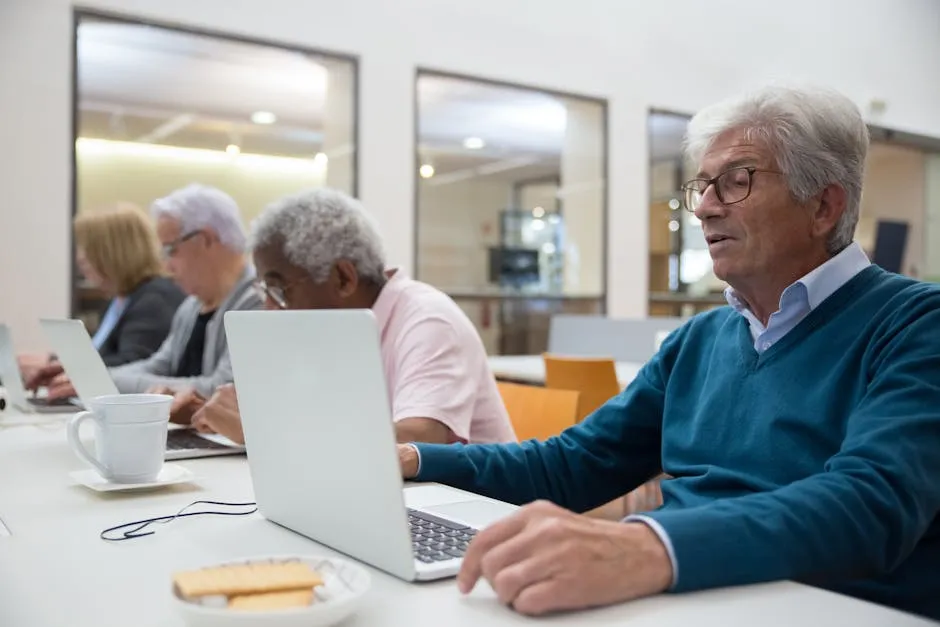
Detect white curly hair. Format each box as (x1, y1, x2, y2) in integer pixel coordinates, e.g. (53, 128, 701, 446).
(151, 183, 247, 253)
(685, 84, 869, 254)
(250, 188, 387, 283)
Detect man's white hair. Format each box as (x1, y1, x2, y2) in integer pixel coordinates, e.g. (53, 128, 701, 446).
(250, 188, 386, 283)
(151, 184, 247, 253)
(685, 84, 869, 254)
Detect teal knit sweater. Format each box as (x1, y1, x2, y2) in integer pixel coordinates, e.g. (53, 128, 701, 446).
(415, 266, 940, 620)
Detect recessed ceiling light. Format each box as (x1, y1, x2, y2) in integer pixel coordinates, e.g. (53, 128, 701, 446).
(419, 164, 435, 179)
(313, 152, 329, 166)
(251, 111, 277, 125)
(532, 206, 545, 218)
(225, 144, 241, 156)
(463, 137, 485, 150)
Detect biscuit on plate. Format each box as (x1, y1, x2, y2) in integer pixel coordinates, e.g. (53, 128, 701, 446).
(228, 588, 315, 611)
(173, 561, 323, 598)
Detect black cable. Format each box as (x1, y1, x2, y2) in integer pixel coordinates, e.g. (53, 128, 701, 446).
(100, 500, 257, 542)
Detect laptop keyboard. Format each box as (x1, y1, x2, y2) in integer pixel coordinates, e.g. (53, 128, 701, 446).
(28, 396, 75, 407)
(408, 508, 478, 563)
(166, 429, 233, 451)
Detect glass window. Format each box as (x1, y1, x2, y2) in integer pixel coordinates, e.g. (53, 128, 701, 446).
(647, 111, 725, 317)
(416, 72, 606, 355)
(73, 13, 357, 328)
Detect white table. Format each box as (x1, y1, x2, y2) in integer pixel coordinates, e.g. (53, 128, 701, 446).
(0, 414, 933, 627)
(488, 355, 642, 389)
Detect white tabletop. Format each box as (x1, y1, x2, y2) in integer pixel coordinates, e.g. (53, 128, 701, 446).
(0, 412, 933, 627)
(488, 354, 642, 388)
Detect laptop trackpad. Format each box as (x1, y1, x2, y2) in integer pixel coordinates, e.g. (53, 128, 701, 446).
(422, 500, 516, 530)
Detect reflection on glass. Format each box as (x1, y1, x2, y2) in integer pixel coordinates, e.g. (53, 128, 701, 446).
(416, 73, 607, 354)
(74, 14, 357, 327)
(647, 111, 726, 317)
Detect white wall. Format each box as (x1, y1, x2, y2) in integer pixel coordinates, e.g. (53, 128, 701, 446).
(3, 0, 940, 349)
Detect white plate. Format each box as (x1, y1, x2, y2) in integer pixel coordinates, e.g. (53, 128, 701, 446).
(173, 555, 371, 627)
(69, 463, 196, 492)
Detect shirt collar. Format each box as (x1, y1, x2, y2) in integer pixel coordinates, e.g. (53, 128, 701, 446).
(371, 268, 406, 335)
(725, 241, 871, 314)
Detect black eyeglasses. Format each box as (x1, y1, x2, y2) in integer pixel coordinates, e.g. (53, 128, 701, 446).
(680, 166, 782, 213)
(162, 230, 203, 258)
(100, 500, 257, 542)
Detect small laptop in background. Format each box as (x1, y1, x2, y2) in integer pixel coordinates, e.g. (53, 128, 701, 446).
(225, 309, 518, 582)
(0, 324, 78, 414)
(38, 318, 246, 460)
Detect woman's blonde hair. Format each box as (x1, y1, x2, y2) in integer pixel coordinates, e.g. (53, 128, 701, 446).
(74, 203, 166, 296)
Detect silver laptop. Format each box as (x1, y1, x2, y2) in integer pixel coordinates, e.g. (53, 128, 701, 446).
(0, 324, 79, 414)
(38, 318, 245, 460)
(224, 309, 518, 581)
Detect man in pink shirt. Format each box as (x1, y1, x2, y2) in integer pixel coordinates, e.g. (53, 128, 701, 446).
(190, 188, 516, 446)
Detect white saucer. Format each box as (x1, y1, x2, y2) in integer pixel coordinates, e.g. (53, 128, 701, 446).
(70, 463, 196, 492)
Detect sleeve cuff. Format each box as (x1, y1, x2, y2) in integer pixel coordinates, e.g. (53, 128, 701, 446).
(626, 514, 679, 589)
(411, 443, 422, 475)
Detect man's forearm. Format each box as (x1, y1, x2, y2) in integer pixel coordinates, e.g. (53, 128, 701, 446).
(395, 417, 452, 444)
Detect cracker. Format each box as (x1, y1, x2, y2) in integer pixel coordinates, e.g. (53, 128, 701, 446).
(173, 561, 323, 598)
(228, 588, 315, 611)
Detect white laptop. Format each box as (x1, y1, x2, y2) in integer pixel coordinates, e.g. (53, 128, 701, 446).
(0, 324, 79, 414)
(224, 309, 518, 581)
(38, 318, 246, 460)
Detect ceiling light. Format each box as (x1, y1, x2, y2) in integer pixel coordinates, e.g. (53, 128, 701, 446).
(251, 111, 277, 125)
(532, 206, 545, 218)
(419, 164, 435, 179)
(668, 220, 680, 232)
(313, 152, 328, 166)
(668, 198, 681, 210)
(531, 219, 545, 231)
(225, 144, 241, 156)
(541, 242, 557, 255)
(462, 137, 485, 150)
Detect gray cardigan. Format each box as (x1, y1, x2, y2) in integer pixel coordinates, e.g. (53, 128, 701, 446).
(109, 267, 262, 398)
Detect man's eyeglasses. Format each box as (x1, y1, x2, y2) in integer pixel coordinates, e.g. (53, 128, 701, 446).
(162, 230, 203, 258)
(680, 166, 782, 213)
(254, 276, 312, 310)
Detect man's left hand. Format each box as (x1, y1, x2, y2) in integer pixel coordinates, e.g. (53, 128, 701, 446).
(458, 500, 673, 616)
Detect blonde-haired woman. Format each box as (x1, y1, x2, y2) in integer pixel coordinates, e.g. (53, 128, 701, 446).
(21, 204, 185, 391)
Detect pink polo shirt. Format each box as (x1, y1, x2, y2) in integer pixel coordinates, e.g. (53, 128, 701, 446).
(372, 270, 516, 444)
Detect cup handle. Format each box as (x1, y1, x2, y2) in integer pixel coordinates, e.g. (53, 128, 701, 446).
(67, 411, 109, 477)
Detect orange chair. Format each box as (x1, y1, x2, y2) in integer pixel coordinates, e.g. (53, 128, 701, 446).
(543, 354, 621, 421)
(497, 382, 580, 441)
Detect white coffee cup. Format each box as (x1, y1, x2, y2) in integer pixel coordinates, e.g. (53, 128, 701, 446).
(67, 393, 172, 484)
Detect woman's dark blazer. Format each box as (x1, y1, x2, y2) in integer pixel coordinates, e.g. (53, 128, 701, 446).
(98, 276, 186, 367)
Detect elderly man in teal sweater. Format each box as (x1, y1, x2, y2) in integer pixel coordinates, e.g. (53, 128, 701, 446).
(399, 85, 940, 620)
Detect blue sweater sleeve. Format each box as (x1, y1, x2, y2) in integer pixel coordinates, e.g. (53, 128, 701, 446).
(644, 302, 940, 592)
(414, 356, 668, 513)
